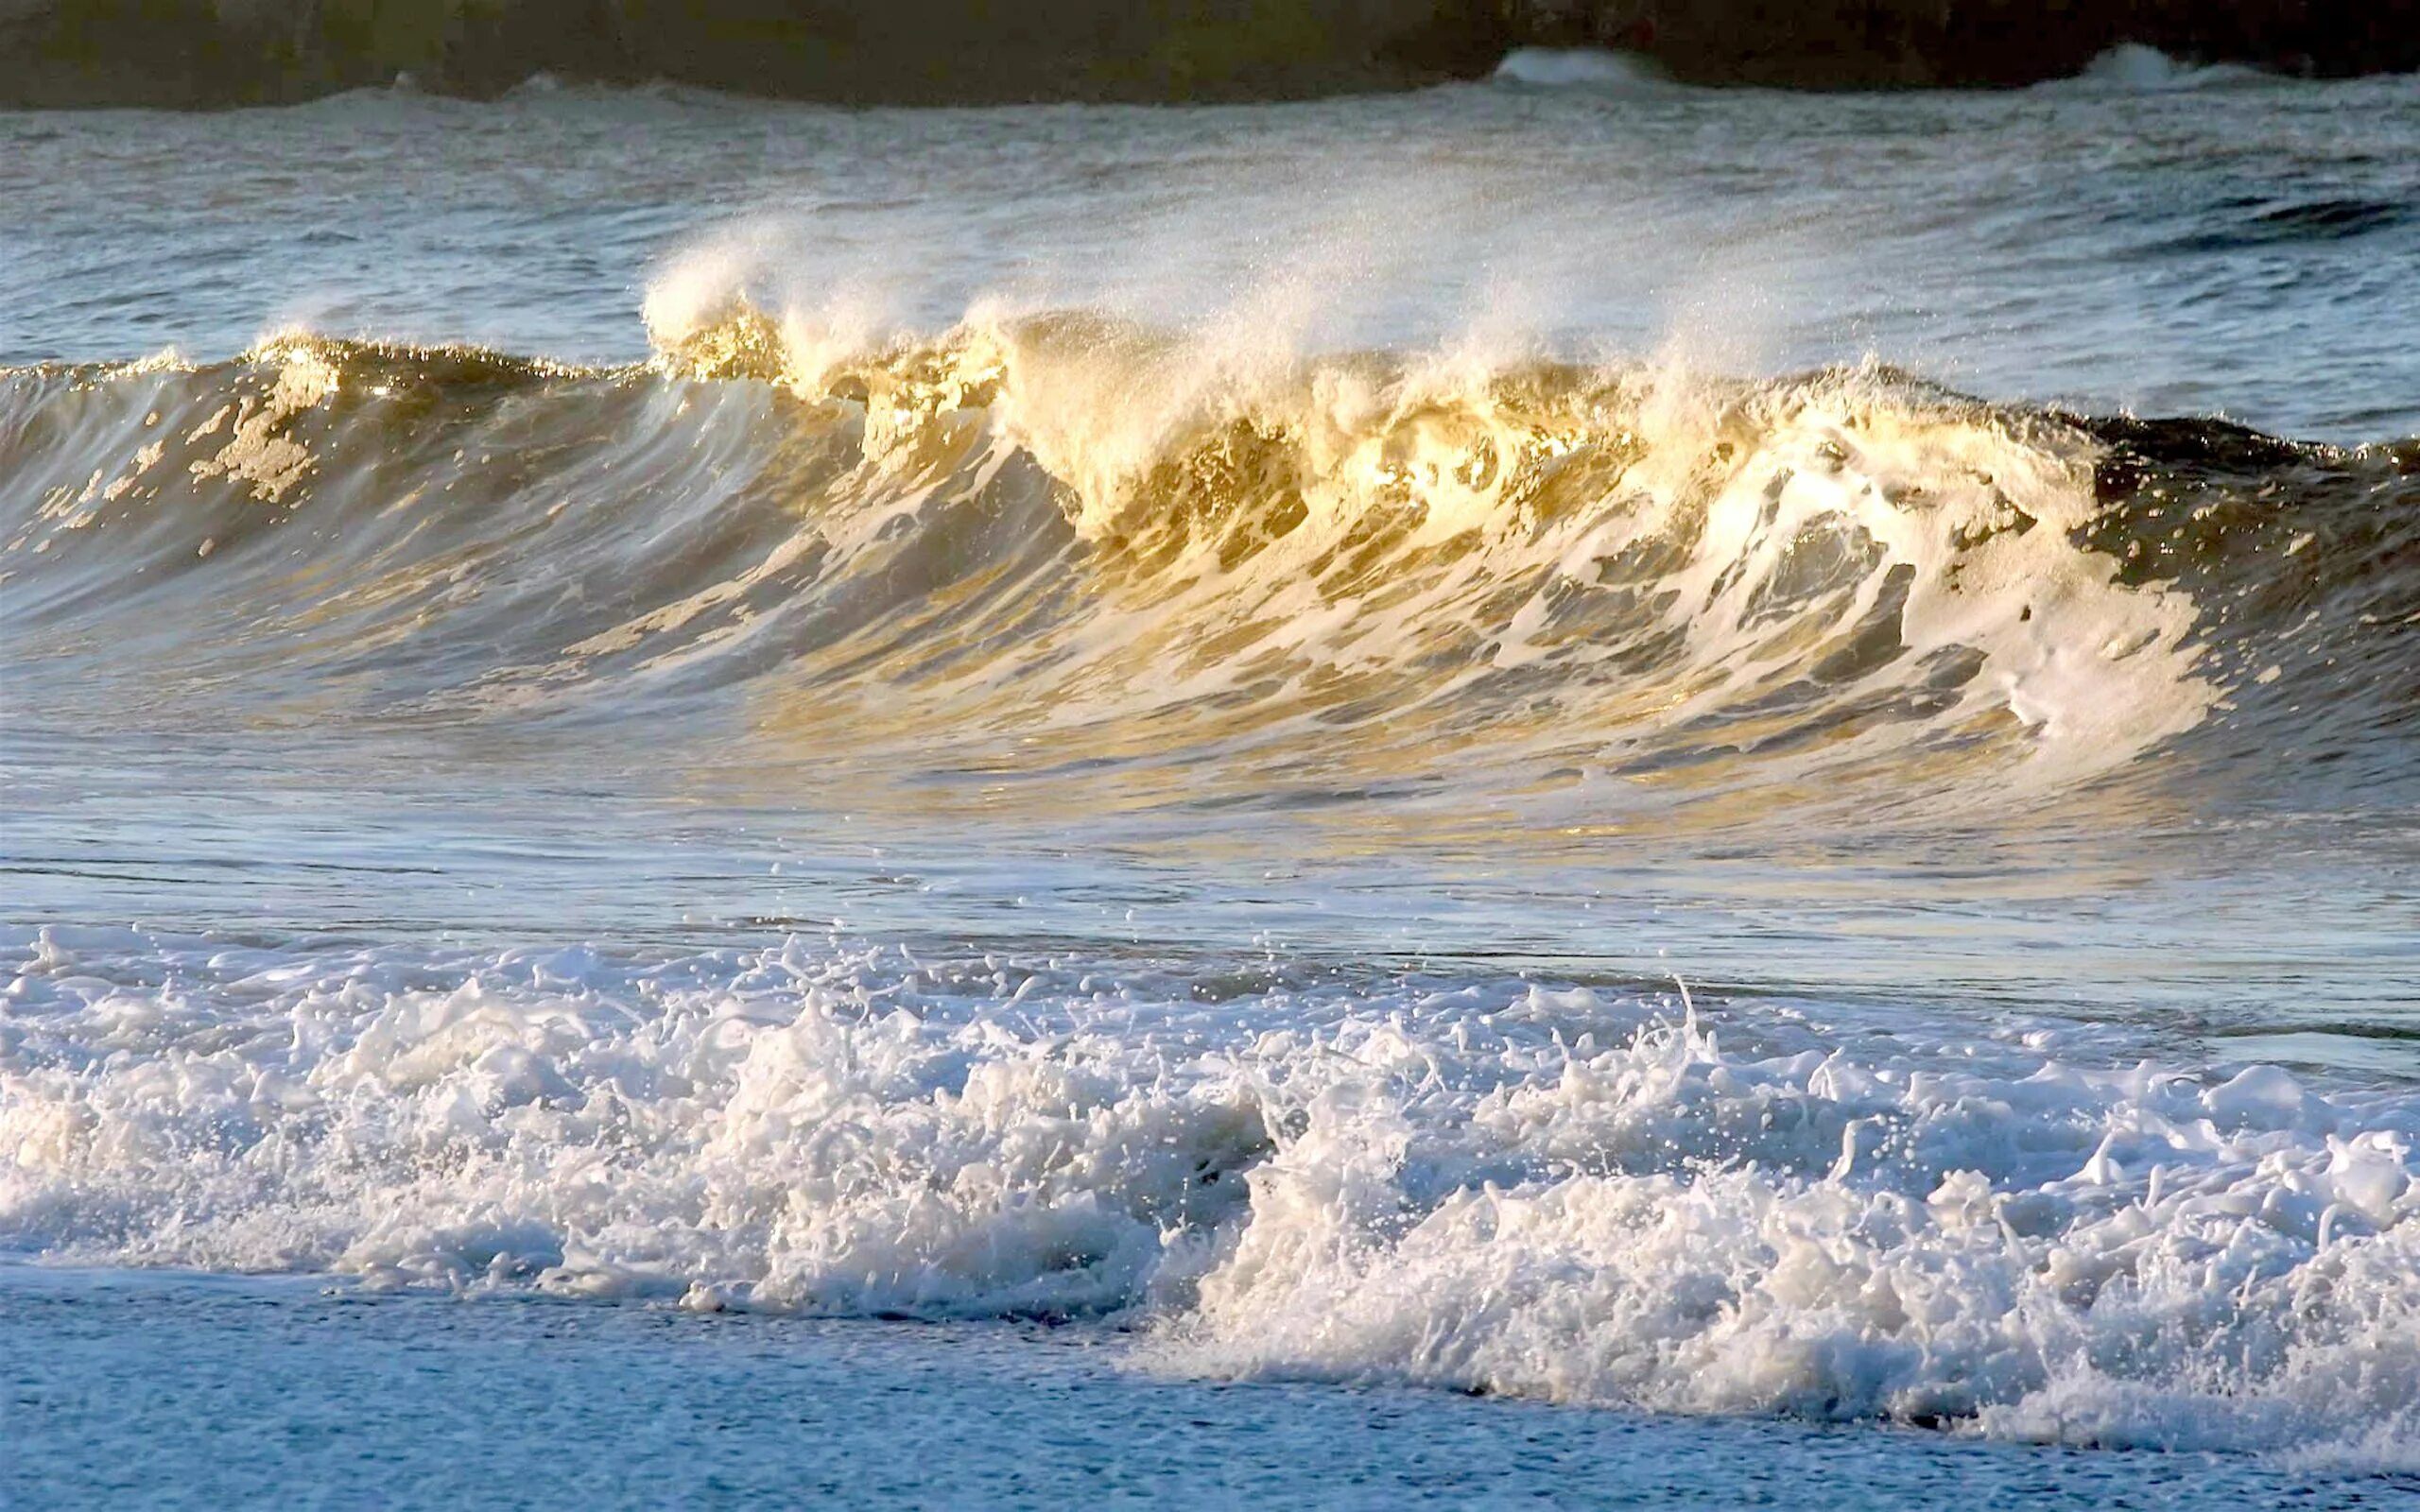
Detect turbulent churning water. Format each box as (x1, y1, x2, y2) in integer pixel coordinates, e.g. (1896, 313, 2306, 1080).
(3, 55, 2418, 1496)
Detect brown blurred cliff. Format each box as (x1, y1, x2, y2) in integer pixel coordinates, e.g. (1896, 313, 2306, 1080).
(3, 0, 2414, 108)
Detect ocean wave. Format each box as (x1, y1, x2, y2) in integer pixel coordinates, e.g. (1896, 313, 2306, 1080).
(4, 316, 2413, 825)
(1490, 48, 1674, 93)
(3, 923, 2413, 1466)
(2050, 44, 2277, 94)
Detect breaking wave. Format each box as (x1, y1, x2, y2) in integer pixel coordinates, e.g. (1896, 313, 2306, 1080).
(6, 311, 2412, 830)
(2058, 44, 2273, 93)
(1491, 48, 1673, 93)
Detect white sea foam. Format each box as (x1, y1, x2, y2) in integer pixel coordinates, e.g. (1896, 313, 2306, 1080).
(1491, 49, 1673, 93)
(3, 925, 2412, 1466)
(2058, 45, 2270, 94)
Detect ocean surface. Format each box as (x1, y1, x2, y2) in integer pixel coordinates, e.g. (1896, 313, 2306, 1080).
(3, 48, 2417, 1506)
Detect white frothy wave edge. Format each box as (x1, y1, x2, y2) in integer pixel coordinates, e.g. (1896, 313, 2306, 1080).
(2055, 44, 2276, 93)
(1491, 48, 1674, 93)
(3, 924, 2414, 1469)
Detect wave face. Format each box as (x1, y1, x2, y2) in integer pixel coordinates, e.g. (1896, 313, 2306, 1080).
(5, 924, 2415, 1467)
(7, 318, 2413, 830)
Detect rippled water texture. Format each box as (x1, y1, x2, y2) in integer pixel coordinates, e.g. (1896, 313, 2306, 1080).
(8, 66, 2418, 438)
(3, 60, 2417, 1496)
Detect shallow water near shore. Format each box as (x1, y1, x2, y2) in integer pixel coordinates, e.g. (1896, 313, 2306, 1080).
(8, 1264, 2411, 1510)
(4, 60, 2418, 1502)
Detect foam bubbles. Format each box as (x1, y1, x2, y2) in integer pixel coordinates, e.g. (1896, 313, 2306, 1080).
(3, 926, 2414, 1467)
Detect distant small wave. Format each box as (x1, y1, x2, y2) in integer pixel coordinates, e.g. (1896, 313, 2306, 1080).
(1491, 48, 1672, 93)
(2056, 43, 2272, 92)
(2135, 195, 2413, 257)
